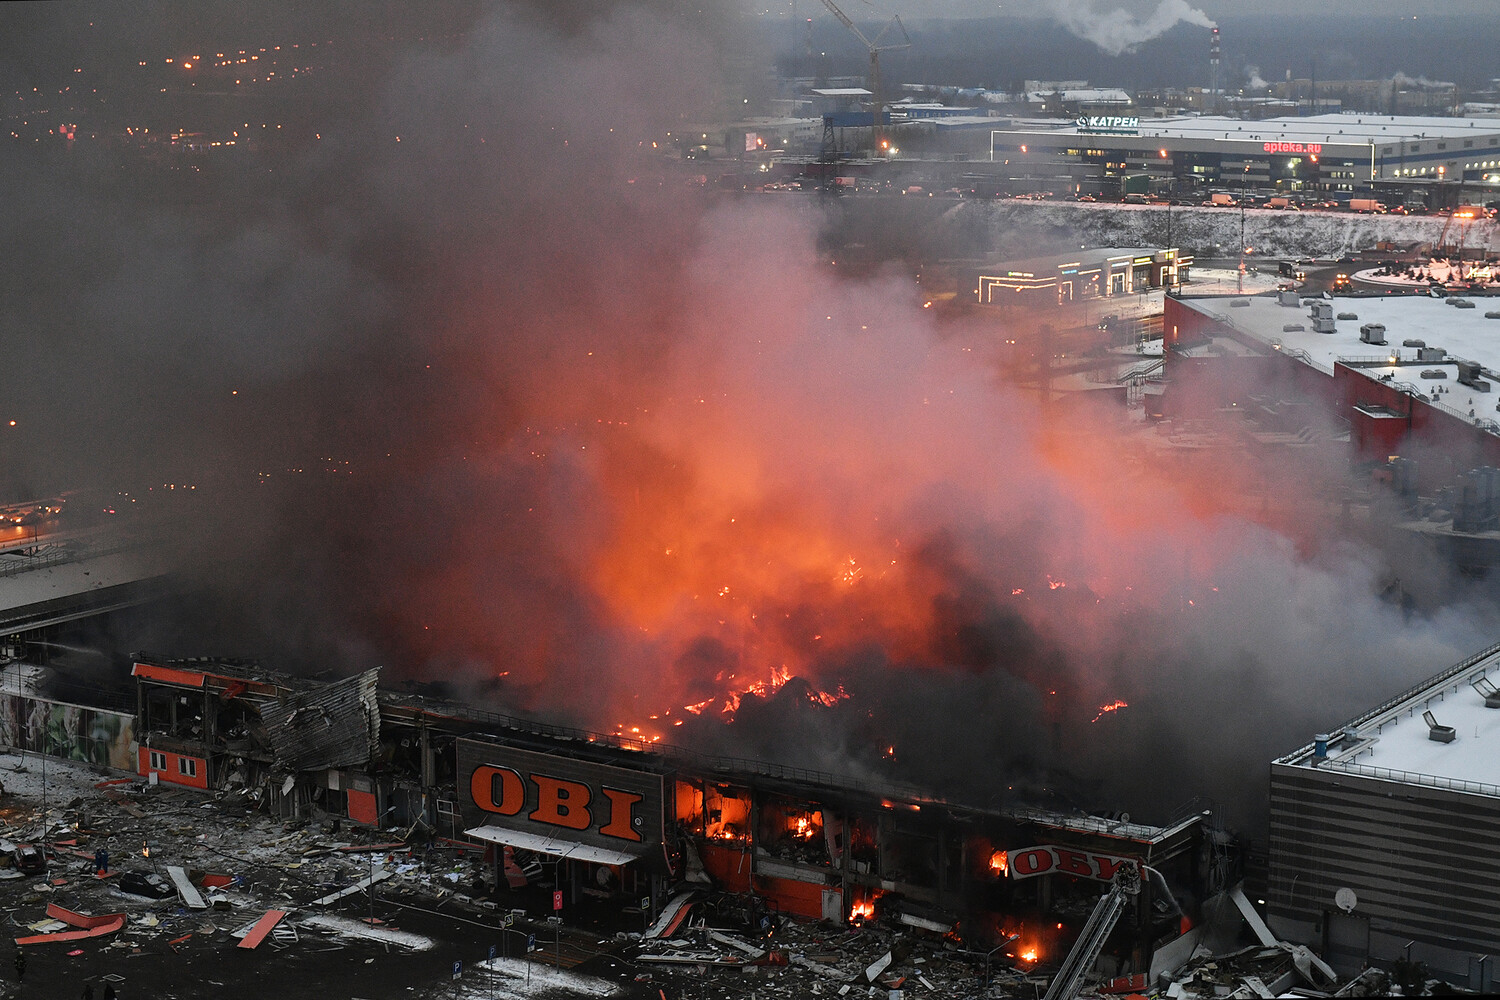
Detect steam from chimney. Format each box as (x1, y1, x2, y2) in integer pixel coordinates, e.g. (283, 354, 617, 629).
(1052, 0, 1215, 57)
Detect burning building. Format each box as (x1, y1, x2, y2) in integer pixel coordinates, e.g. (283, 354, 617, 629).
(454, 721, 1217, 972)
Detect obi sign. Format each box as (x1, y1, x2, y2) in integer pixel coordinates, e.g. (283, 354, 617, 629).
(1006, 845, 1138, 883)
(457, 739, 665, 854)
(1077, 116, 1139, 134)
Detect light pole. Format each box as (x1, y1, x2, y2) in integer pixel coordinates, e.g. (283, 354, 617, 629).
(984, 933, 1020, 996)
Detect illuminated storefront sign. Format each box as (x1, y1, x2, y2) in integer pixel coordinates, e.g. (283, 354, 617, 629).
(1006, 844, 1138, 882)
(458, 740, 665, 852)
(1264, 141, 1321, 155)
(1077, 116, 1139, 134)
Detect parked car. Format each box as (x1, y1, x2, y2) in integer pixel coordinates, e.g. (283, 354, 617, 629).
(12, 844, 46, 875)
(118, 870, 175, 899)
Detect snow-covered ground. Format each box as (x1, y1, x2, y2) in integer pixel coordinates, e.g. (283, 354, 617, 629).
(414, 957, 622, 1000)
(932, 199, 1500, 261)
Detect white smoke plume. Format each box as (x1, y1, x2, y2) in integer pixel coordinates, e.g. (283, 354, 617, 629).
(1393, 71, 1454, 89)
(1245, 64, 1269, 90)
(1053, 0, 1215, 56)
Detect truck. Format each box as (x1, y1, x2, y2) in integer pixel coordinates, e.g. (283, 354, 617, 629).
(1278, 261, 1306, 280)
(1266, 197, 1299, 210)
(1207, 192, 1237, 206)
(1348, 198, 1386, 213)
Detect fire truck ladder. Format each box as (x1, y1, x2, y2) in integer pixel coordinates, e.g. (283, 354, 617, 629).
(1041, 865, 1141, 1000)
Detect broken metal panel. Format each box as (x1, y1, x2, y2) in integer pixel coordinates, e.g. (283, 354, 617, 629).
(259, 667, 381, 772)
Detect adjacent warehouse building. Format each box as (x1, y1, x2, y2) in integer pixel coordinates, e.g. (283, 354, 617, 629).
(987, 114, 1500, 202)
(1267, 639, 1500, 989)
(1163, 290, 1500, 489)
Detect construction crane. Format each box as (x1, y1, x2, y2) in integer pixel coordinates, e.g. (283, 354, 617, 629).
(818, 0, 909, 151)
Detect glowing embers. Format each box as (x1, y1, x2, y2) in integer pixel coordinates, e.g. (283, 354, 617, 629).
(989, 849, 1008, 875)
(1091, 699, 1129, 723)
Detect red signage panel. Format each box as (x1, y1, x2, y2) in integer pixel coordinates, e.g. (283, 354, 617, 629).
(1006, 845, 1138, 883)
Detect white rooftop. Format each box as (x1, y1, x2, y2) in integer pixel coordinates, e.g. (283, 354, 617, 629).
(1278, 642, 1500, 799)
(1176, 292, 1500, 379)
(1003, 113, 1500, 146)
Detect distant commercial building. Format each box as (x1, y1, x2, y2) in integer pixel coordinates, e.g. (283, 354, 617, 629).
(986, 115, 1500, 202)
(974, 247, 1189, 308)
(1267, 639, 1500, 989)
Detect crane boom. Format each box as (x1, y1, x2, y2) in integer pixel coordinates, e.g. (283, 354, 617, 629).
(816, 0, 909, 151)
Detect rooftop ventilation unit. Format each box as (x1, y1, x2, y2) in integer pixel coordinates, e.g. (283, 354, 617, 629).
(1313, 316, 1337, 333)
(1230, 298, 1250, 307)
(1453, 299, 1476, 309)
(1283, 323, 1305, 333)
(1423, 710, 1457, 743)
(1458, 360, 1490, 391)
(1359, 323, 1387, 345)
(1417, 346, 1445, 363)
(1277, 291, 1300, 307)
(1486, 311, 1500, 320)
(1338, 313, 1359, 321)
(1310, 302, 1333, 319)
(1403, 339, 1426, 348)
(1472, 675, 1500, 709)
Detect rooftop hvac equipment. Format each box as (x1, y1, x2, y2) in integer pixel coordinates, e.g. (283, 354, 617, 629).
(1359, 323, 1387, 345)
(1230, 298, 1250, 307)
(1310, 301, 1332, 318)
(1282, 323, 1305, 332)
(1486, 311, 1500, 319)
(1417, 346, 1445, 362)
(1422, 709, 1456, 743)
(1471, 675, 1500, 709)
(1457, 360, 1489, 391)
(1338, 313, 1359, 321)
(1454, 299, 1476, 309)
(1277, 290, 1301, 307)
(1313, 316, 1337, 333)
(1403, 339, 1426, 348)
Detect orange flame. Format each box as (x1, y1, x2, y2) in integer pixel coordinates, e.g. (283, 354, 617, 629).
(990, 850, 1008, 874)
(1091, 699, 1129, 723)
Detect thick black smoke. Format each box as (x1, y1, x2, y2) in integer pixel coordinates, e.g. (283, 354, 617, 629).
(4, 1, 1497, 836)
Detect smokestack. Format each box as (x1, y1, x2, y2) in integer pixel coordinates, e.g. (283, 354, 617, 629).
(1208, 26, 1220, 109)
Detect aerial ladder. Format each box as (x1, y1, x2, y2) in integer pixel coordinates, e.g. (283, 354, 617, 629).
(1040, 862, 1142, 1000)
(817, 0, 909, 153)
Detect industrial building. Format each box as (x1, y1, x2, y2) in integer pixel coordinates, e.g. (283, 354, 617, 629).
(1163, 290, 1500, 489)
(986, 114, 1500, 202)
(1267, 638, 1500, 989)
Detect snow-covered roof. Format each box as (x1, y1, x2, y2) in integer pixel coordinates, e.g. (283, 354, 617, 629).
(1174, 293, 1500, 381)
(992, 113, 1500, 150)
(1275, 641, 1500, 800)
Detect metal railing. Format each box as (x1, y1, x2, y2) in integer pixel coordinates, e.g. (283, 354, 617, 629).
(1320, 759, 1500, 801)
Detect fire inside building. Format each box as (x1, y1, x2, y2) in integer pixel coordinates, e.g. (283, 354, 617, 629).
(0, 655, 1227, 974)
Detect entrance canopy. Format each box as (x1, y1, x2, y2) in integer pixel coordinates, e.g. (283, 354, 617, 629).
(465, 825, 648, 867)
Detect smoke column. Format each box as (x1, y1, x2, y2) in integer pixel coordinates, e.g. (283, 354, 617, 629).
(3, 1, 1496, 833)
(1052, 0, 1215, 57)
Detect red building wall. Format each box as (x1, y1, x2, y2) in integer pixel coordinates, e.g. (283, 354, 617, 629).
(138, 746, 209, 790)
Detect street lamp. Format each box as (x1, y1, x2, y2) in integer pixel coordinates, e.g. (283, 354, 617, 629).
(984, 933, 1020, 996)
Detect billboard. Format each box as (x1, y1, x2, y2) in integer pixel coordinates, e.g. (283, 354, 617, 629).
(456, 739, 665, 855)
(1006, 844, 1138, 883)
(0, 696, 135, 770)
